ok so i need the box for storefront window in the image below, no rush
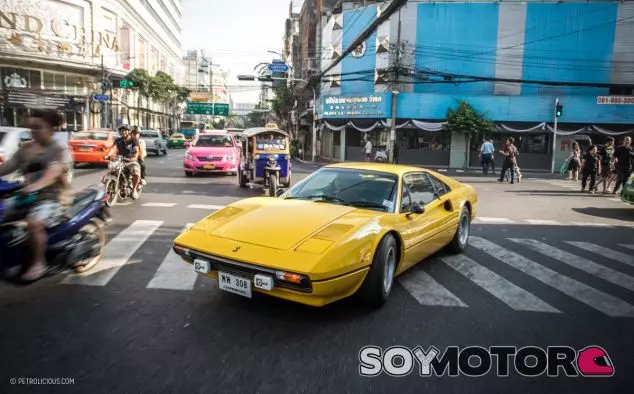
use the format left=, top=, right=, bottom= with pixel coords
left=1, top=107, right=13, bottom=126
left=470, top=133, right=550, bottom=155
left=28, top=70, right=42, bottom=89
left=55, top=75, right=66, bottom=93
left=362, top=129, right=389, bottom=148
left=398, top=129, right=450, bottom=151
left=43, top=72, right=55, bottom=90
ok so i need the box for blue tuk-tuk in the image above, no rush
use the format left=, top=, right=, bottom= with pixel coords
left=238, top=127, right=291, bottom=196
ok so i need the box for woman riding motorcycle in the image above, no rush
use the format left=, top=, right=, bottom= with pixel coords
left=0, top=109, right=72, bottom=281
left=103, top=125, right=142, bottom=198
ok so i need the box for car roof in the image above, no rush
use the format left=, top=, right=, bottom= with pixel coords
left=242, top=127, right=289, bottom=138
left=324, top=162, right=458, bottom=181
left=200, top=131, right=231, bottom=136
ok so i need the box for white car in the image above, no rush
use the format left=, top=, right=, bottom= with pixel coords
left=140, top=129, right=168, bottom=156
left=0, top=127, right=73, bottom=183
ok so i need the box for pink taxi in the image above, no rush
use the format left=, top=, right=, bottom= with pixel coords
left=183, top=131, right=240, bottom=176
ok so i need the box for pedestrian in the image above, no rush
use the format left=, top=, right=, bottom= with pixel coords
left=498, top=137, right=519, bottom=184
left=479, top=138, right=495, bottom=175
left=580, top=145, right=600, bottom=194
left=363, top=136, right=372, bottom=162
left=598, top=137, right=615, bottom=193
left=612, top=136, right=633, bottom=195
left=565, top=142, right=581, bottom=181
left=131, top=127, right=148, bottom=185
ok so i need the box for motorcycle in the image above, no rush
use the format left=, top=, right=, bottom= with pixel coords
left=102, top=156, right=143, bottom=206
left=264, top=155, right=281, bottom=197
left=374, top=148, right=388, bottom=163
left=0, top=179, right=111, bottom=284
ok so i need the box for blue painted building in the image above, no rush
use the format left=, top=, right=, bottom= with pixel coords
left=317, top=0, right=634, bottom=170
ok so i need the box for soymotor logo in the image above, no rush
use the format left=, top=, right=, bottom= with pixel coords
left=359, top=345, right=614, bottom=378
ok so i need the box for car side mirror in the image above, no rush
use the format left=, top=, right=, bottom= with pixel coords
left=406, top=204, right=424, bottom=217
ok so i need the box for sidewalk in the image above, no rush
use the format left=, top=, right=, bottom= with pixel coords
left=292, top=157, right=564, bottom=179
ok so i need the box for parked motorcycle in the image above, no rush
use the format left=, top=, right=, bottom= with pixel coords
left=0, top=179, right=111, bottom=284
left=102, top=156, right=144, bottom=206
left=374, top=149, right=388, bottom=163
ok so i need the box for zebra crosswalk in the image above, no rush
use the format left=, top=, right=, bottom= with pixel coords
left=2, top=219, right=634, bottom=318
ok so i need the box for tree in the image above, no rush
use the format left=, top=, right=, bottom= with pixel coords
left=245, top=110, right=267, bottom=128
left=211, top=118, right=226, bottom=129
left=271, top=82, right=295, bottom=137
left=443, top=100, right=495, bottom=169
left=149, top=71, right=175, bottom=102
left=125, top=68, right=151, bottom=125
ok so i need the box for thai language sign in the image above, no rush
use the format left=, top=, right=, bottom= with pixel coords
left=321, top=93, right=392, bottom=119
left=596, top=96, right=634, bottom=105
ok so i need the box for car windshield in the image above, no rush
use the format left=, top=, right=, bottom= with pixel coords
left=72, top=132, right=109, bottom=141
left=195, top=135, right=233, bottom=147
left=141, top=131, right=159, bottom=138
left=255, top=134, right=286, bottom=150
left=284, top=168, right=398, bottom=212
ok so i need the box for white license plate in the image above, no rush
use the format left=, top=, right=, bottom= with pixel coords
left=218, top=271, right=252, bottom=298
left=79, top=147, right=91, bottom=151
left=193, top=258, right=210, bottom=274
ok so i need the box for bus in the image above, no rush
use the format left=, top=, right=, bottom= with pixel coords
left=179, top=121, right=198, bottom=139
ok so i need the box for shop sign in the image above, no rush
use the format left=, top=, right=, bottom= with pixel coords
left=322, top=93, right=392, bottom=119
left=3, top=72, right=27, bottom=88
left=0, top=7, right=117, bottom=60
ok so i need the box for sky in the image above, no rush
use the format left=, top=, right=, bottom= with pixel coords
left=181, top=0, right=298, bottom=104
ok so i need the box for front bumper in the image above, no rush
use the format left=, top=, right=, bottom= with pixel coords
left=184, top=160, right=238, bottom=173
left=72, top=152, right=108, bottom=164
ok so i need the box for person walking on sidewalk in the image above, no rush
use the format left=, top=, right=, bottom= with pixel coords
left=392, top=141, right=399, bottom=164
left=580, top=145, right=600, bottom=194
left=363, top=136, right=372, bottom=162
left=479, top=138, right=495, bottom=175
left=498, top=137, right=519, bottom=184
left=598, top=137, right=615, bottom=193
left=612, top=136, right=633, bottom=195
left=566, top=142, right=581, bottom=181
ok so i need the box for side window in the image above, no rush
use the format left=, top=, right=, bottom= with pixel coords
left=403, top=173, right=436, bottom=206
left=428, top=175, right=450, bottom=197
left=400, top=183, right=412, bottom=211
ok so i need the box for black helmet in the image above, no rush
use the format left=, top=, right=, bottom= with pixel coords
left=119, top=124, right=130, bottom=131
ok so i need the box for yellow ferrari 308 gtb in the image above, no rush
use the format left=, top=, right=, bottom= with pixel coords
left=173, top=163, right=478, bottom=307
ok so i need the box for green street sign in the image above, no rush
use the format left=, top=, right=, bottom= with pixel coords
left=213, top=103, right=229, bottom=116
left=119, top=79, right=135, bottom=89
left=185, top=102, right=230, bottom=116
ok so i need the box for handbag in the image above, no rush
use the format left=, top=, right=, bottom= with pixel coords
left=560, top=161, right=569, bottom=175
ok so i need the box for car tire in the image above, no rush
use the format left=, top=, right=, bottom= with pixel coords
left=446, top=206, right=471, bottom=254
left=356, top=234, right=398, bottom=308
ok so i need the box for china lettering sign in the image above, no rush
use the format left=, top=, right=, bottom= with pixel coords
left=597, top=96, right=634, bottom=105
left=0, top=9, right=117, bottom=59
left=322, top=93, right=391, bottom=119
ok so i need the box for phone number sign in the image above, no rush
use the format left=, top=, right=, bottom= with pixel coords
left=596, top=96, right=634, bottom=105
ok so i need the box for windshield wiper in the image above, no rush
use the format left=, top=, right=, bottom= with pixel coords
left=285, top=195, right=345, bottom=203
left=343, top=201, right=389, bottom=210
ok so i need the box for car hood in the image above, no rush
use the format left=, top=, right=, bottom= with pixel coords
left=187, top=146, right=235, bottom=156
left=189, top=197, right=366, bottom=250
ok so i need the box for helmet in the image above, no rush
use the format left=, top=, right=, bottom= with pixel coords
left=119, top=124, right=130, bottom=131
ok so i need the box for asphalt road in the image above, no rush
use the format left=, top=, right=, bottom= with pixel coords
left=1, top=150, right=633, bottom=393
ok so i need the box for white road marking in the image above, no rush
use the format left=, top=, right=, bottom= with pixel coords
left=469, top=237, right=634, bottom=317
left=62, top=220, right=163, bottom=286
left=510, top=238, right=634, bottom=291
left=571, top=222, right=610, bottom=227
left=187, top=204, right=226, bottom=210
left=474, top=217, right=515, bottom=224
left=441, top=255, right=559, bottom=313
left=141, top=202, right=177, bottom=208
left=524, top=219, right=561, bottom=225
left=147, top=223, right=198, bottom=290
left=566, top=241, right=634, bottom=268
left=115, top=202, right=133, bottom=206
left=399, top=269, right=467, bottom=307
left=619, top=244, right=634, bottom=251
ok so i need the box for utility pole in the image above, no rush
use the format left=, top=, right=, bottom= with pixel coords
left=388, top=10, right=402, bottom=164
left=551, top=97, right=559, bottom=173
left=101, top=55, right=106, bottom=128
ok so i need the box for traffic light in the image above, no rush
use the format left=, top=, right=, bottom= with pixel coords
left=556, top=102, right=563, bottom=117
left=119, top=79, right=135, bottom=89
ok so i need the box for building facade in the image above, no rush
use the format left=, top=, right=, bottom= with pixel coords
left=317, top=0, right=634, bottom=170
left=0, top=0, right=184, bottom=130
left=182, top=50, right=212, bottom=92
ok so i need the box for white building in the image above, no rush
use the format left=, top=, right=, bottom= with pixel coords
left=0, top=0, right=184, bottom=129
left=232, top=103, right=256, bottom=116
left=182, top=49, right=212, bottom=92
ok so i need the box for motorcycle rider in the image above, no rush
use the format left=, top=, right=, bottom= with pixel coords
left=0, top=109, right=72, bottom=281
left=104, top=125, right=142, bottom=199
left=131, top=126, right=147, bottom=185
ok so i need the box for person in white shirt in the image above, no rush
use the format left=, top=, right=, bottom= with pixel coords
left=131, top=127, right=147, bottom=185
left=363, top=136, right=373, bottom=161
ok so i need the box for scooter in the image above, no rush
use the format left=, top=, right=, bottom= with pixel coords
left=0, top=179, right=111, bottom=284
left=374, top=149, right=388, bottom=163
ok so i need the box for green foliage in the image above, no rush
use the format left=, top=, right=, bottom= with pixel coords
left=125, top=68, right=189, bottom=104
left=149, top=71, right=175, bottom=102
left=211, top=118, right=226, bottom=129
left=443, top=101, right=494, bottom=136
left=271, top=82, right=295, bottom=136
left=290, top=138, right=302, bottom=157
left=245, top=111, right=267, bottom=128
left=125, top=68, right=151, bottom=97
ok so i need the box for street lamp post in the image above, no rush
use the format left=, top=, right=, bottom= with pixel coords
left=238, top=74, right=317, bottom=163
